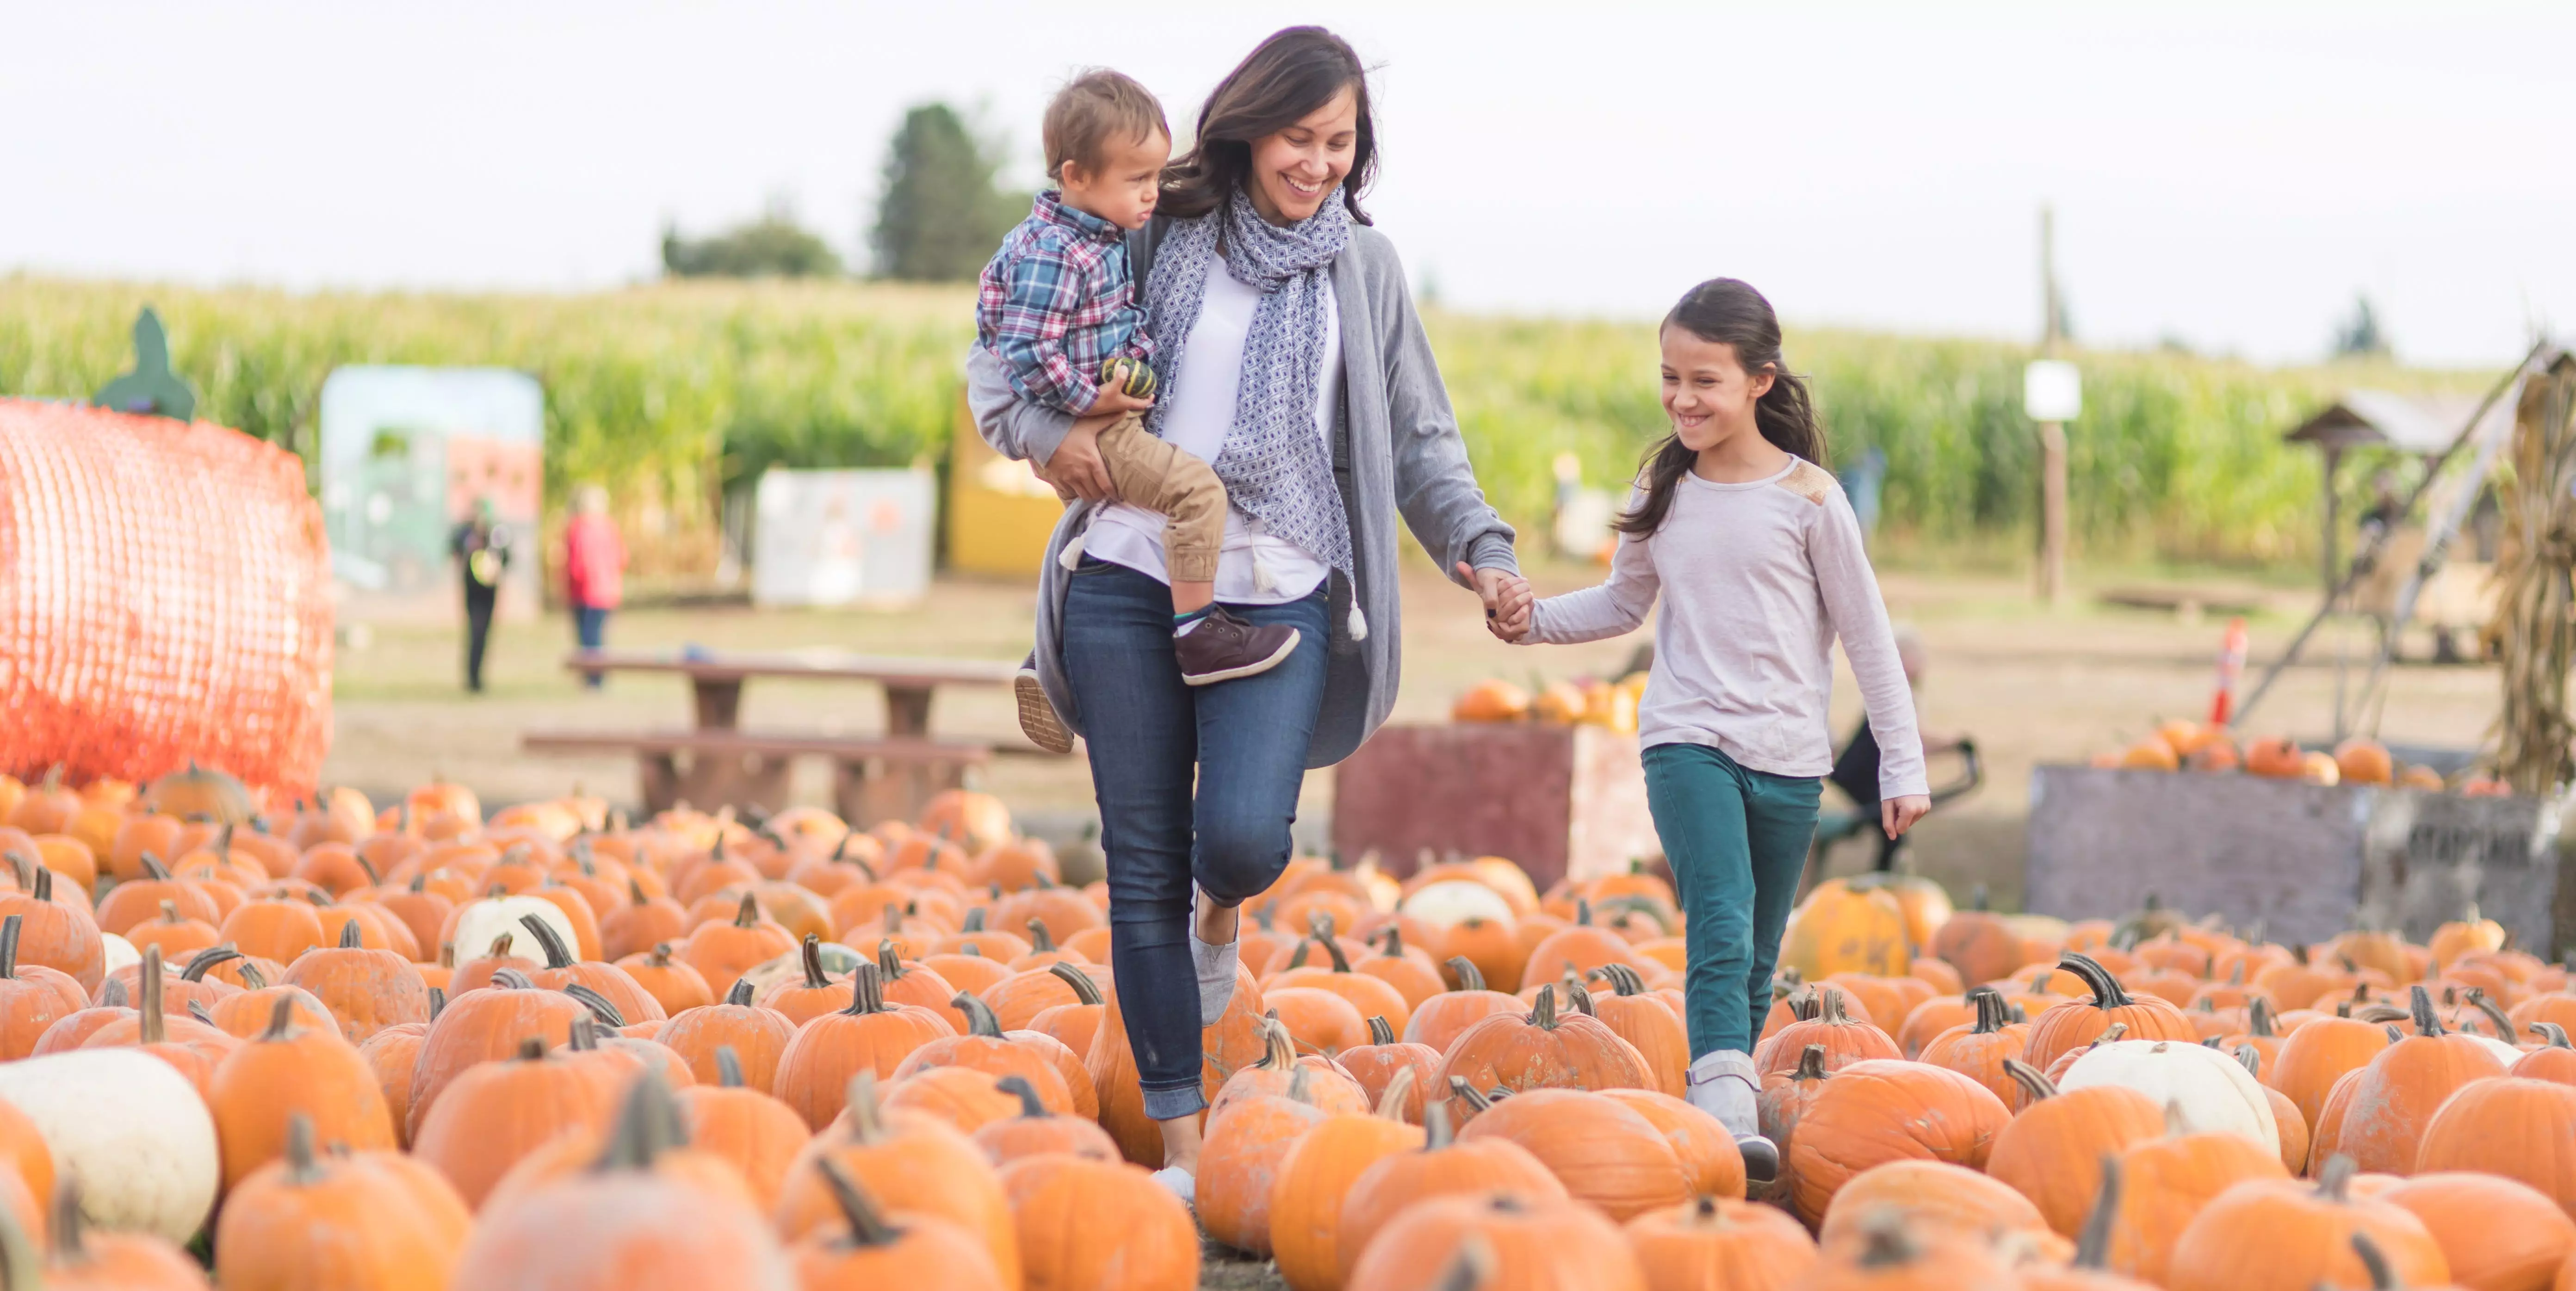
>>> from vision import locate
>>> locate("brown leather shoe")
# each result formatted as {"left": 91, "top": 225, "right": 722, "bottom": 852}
{"left": 1173, "top": 607, "right": 1300, "bottom": 687}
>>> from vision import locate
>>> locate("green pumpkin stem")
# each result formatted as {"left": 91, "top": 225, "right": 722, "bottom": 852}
{"left": 1445, "top": 957, "right": 1487, "bottom": 993}
{"left": 715, "top": 1045, "right": 744, "bottom": 1088}
{"left": 799, "top": 934, "right": 829, "bottom": 989}
{"left": 2072, "top": 1154, "right": 2120, "bottom": 1268}
{"left": 815, "top": 1155, "right": 905, "bottom": 1248}
{"left": 517, "top": 914, "right": 575, "bottom": 970}
{"left": 1046, "top": 962, "right": 1102, "bottom": 1006}
{"left": 2057, "top": 951, "right": 2135, "bottom": 1008}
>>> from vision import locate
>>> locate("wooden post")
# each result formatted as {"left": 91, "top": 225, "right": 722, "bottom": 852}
{"left": 2320, "top": 446, "right": 2342, "bottom": 601}
{"left": 2036, "top": 205, "right": 2068, "bottom": 605}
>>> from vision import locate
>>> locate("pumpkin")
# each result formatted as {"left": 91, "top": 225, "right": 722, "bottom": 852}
{"left": 757, "top": 938, "right": 854, "bottom": 1026}
{"left": 2023, "top": 951, "right": 2199, "bottom": 1072}
{"left": 1347, "top": 1190, "right": 1645, "bottom": 1291}
{"left": 892, "top": 991, "right": 1085, "bottom": 1118}
{"left": 1783, "top": 1058, "right": 2012, "bottom": 1225}
{"left": 359, "top": 1013, "right": 431, "bottom": 1149}
{"left": 1001, "top": 1154, "right": 1200, "bottom": 1290}
{"left": 1934, "top": 890, "right": 2034, "bottom": 988}
{"left": 2270, "top": 1010, "right": 2396, "bottom": 1133}
{"left": 210, "top": 994, "right": 398, "bottom": 1190}
{"left": 2313, "top": 986, "right": 2508, "bottom": 1175}
{"left": 2059, "top": 1037, "right": 2280, "bottom": 1153}
{"left": 1788, "top": 1210, "right": 2018, "bottom": 1290}
{"left": 1266, "top": 985, "right": 1373, "bottom": 1056}
{"left": 0, "top": 1099, "right": 51, "bottom": 1237}
{"left": 2099, "top": 1117, "right": 2291, "bottom": 1285}
{"left": 17, "top": 1177, "right": 206, "bottom": 1289}
{"left": 601, "top": 882, "right": 691, "bottom": 964}
{"left": 1986, "top": 1059, "right": 2165, "bottom": 1238}
{"left": 0, "top": 867, "right": 104, "bottom": 992}
{"left": 1405, "top": 957, "right": 1528, "bottom": 1053}
{"left": 772, "top": 1073, "right": 1020, "bottom": 1286}
{"left": 142, "top": 761, "right": 254, "bottom": 824}
{"left": 1756, "top": 1043, "right": 1836, "bottom": 1171}
{"left": 2427, "top": 908, "right": 2508, "bottom": 972}
{"left": 678, "top": 892, "right": 798, "bottom": 1000}
{"left": 1451, "top": 1085, "right": 1692, "bottom": 1221}
{"left": 1753, "top": 986, "right": 1900, "bottom": 1077}
{"left": 279, "top": 917, "right": 433, "bottom": 1043}
{"left": 1435, "top": 984, "right": 1655, "bottom": 1103}
{"left": 0, "top": 1048, "right": 220, "bottom": 1243}
{"left": 1336, "top": 1014, "right": 1442, "bottom": 1124}
{"left": 1208, "top": 1015, "right": 1371, "bottom": 1122}
{"left": 405, "top": 968, "right": 588, "bottom": 1137}
{"left": 2336, "top": 737, "right": 2396, "bottom": 786}
{"left": 971, "top": 1073, "right": 1120, "bottom": 1166}
{"left": 1453, "top": 679, "right": 1532, "bottom": 722}
{"left": 2244, "top": 736, "right": 2308, "bottom": 779}
{"left": 1597, "top": 1087, "right": 1746, "bottom": 1201}
{"left": 2379, "top": 1171, "right": 2576, "bottom": 1291}
{"left": 1195, "top": 1065, "right": 1331, "bottom": 1255}
{"left": 213, "top": 1113, "right": 472, "bottom": 1291}
{"left": 617, "top": 943, "right": 715, "bottom": 1018}
{"left": 770, "top": 962, "right": 955, "bottom": 1131}
{"left": 2416, "top": 1077, "right": 2576, "bottom": 1215}
{"left": 655, "top": 978, "right": 798, "bottom": 1090}
{"left": 1267, "top": 922, "right": 1418, "bottom": 1038}
{"left": 2514, "top": 1024, "right": 2576, "bottom": 1086}
{"left": 1333, "top": 1097, "right": 1568, "bottom": 1287}
{"left": 790, "top": 1156, "right": 1006, "bottom": 1291}
{"left": 2016, "top": 1155, "right": 2158, "bottom": 1291}
{"left": 1778, "top": 878, "right": 1910, "bottom": 980}
{"left": 1624, "top": 1194, "right": 1818, "bottom": 1291}
{"left": 511, "top": 913, "right": 663, "bottom": 1026}
{"left": 1088, "top": 959, "right": 1269, "bottom": 1166}
{"left": 446, "top": 1073, "right": 797, "bottom": 1291}
{"left": 1819, "top": 1157, "right": 2049, "bottom": 1248}
{"left": 1915, "top": 988, "right": 2031, "bottom": 1106}
{"left": 0, "top": 916, "right": 80, "bottom": 1059}
{"left": 2166, "top": 1156, "right": 2451, "bottom": 1291}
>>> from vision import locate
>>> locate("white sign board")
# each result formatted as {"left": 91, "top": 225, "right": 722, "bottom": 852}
{"left": 2025, "top": 359, "right": 2083, "bottom": 421}
{"left": 753, "top": 468, "right": 935, "bottom": 608}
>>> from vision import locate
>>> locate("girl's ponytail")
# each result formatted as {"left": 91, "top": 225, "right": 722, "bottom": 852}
{"left": 1615, "top": 278, "right": 1824, "bottom": 538}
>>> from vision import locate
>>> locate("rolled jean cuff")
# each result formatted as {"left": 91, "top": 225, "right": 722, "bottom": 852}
{"left": 1141, "top": 1080, "right": 1207, "bottom": 1122}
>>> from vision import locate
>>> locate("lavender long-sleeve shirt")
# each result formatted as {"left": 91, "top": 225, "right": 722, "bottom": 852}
{"left": 1523, "top": 457, "right": 1928, "bottom": 798}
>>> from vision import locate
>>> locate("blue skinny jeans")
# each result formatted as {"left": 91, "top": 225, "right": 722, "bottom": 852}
{"left": 1060, "top": 558, "right": 1329, "bottom": 1120}
{"left": 1643, "top": 741, "right": 1822, "bottom": 1058}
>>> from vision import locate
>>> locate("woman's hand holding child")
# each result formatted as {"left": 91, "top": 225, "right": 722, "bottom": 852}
{"left": 1458, "top": 562, "right": 1534, "bottom": 642}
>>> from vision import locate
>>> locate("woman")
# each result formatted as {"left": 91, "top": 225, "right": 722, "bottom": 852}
{"left": 968, "top": 27, "right": 1526, "bottom": 1195}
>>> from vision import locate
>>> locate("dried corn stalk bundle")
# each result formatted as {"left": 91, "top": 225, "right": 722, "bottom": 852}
{"left": 2489, "top": 351, "right": 2576, "bottom": 795}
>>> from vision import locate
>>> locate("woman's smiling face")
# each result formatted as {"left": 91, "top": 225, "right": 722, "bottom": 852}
{"left": 1244, "top": 86, "right": 1358, "bottom": 225}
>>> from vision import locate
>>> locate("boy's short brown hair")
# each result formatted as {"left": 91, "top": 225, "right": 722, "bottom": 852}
{"left": 1043, "top": 69, "right": 1169, "bottom": 183}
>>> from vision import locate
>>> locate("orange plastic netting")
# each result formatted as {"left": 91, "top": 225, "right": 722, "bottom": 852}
{"left": 0, "top": 398, "right": 332, "bottom": 795}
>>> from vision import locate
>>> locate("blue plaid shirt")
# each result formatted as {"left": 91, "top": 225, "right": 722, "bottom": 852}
{"left": 976, "top": 191, "right": 1154, "bottom": 415}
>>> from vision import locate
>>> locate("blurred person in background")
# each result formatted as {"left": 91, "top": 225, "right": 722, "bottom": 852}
{"left": 563, "top": 484, "right": 626, "bottom": 688}
{"left": 451, "top": 497, "right": 511, "bottom": 692}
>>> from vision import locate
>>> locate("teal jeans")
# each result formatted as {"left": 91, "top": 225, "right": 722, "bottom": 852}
{"left": 1643, "top": 742, "right": 1822, "bottom": 1058}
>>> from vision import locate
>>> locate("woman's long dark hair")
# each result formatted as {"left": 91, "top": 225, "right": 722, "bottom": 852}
{"left": 1160, "top": 27, "right": 1375, "bottom": 225}
{"left": 1614, "top": 278, "right": 1825, "bottom": 537}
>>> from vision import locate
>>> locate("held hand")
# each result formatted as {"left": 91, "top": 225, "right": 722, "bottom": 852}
{"left": 1045, "top": 414, "right": 1119, "bottom": 502}
{"left": 1460, "top": 562, "right": 1535, "bottom": 642}
{"left": 1882, "top": 794, "right": 1932, "bottom": 840}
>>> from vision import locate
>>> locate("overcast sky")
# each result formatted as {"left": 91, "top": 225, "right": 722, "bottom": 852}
{"left": 6, "top": 1, "right": 2569, "bottom": 365}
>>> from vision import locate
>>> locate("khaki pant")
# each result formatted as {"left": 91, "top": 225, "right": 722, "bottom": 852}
{"left": 1085, "top": 413, "right": 1226, "bottom": 584}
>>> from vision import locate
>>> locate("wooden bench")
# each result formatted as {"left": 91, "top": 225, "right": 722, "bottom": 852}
{"left": 522, "top": 729, "right": 1000, "bottom": 826}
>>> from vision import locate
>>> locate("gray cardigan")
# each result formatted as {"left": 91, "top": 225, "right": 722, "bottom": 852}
{"left": 966, "top": 220, "right": 1518, "bottom": 768}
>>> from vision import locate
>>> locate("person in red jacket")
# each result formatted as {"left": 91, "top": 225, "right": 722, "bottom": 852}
{"left": 562, "top": 485, "right": 626, "bottom": 688}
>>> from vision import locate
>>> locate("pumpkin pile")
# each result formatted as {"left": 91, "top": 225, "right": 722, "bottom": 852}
{"left": 2, "top": 764, "right": 2575, "bottom": 1289}
{"left": 2089, "top": 722, "right": 2512, "bottom": 795}
{"left": 1451, "top": 673, "right": 1647, "bottom": 733}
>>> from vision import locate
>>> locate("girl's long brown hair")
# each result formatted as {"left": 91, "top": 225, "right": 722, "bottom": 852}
{"left": 1159, "top": 27, "right": 1376, "bottom": 225}
{"left": 1614, "top": 278, "right": 1825, "bottom": 538}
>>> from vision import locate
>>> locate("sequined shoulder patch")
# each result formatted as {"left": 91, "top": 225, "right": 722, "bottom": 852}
{"left": 1772, "top": 460, "right": 1836, "bottom": 506}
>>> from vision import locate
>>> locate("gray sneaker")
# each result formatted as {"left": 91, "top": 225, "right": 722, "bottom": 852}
{"left": 1173, "top": 607, "right": 1299, "bottom": 687}
{"left": 1014, "top": 652, "right": 1075, "bottom": 754}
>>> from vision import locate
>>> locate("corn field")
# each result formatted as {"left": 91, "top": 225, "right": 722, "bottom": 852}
{"left": 0, "top": 274, "right": 2491, "bottom": 573}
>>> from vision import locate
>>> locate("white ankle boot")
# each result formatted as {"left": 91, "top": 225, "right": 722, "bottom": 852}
{"left": 1687, "top": 1050, "right": 1777, "bottom": 1182}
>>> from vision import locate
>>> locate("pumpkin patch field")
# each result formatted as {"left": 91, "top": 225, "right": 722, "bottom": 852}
{"left": 0, "top": 764, "right": 2573, "bottom": 1289}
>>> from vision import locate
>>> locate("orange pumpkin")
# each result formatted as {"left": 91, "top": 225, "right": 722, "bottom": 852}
{"left": 1450, "top": 1085, "right": 1692, "bottom": 1222}
{"left": 2164, "top": 1156, "right": 2449, "bottom": 1291}
{"left": 770, "top": 962, "right": 956, "bottom": 1131}
{"left": 789, "top": 1156, "right": 1006, "bottom": 1291}
{"left": 1986, "top": 1058, "right": 2165, "bottom": 1238}
{"left": 2023, "top": 952, "right": 2198, "bottom": 1072}
{"left": 1783, "top": 1058, "right": 2012, "bottom": 1225}
{"left": 2311, "top": 986, "right": 2508, "bottom": 1174}
{"left": 1332, "top": 1098, "right": 1568, "bottom": 1288}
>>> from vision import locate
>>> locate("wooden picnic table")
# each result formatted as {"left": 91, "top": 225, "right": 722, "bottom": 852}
{"left": 527, "top": 647, "right": 1047, "bottom": 823}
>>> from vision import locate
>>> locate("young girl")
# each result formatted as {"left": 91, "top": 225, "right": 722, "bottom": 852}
{"left": 1492, "top": 278, "right": 1929, "bottom": 1179}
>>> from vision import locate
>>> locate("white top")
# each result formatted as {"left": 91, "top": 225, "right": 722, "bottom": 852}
{"left": 1086, "top": 259, "right": 1340, "bottom": 602}
{"left": 1522, "top": 458, "right": 1929, "bottom": 797}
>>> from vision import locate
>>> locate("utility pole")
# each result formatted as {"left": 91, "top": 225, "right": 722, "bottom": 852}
{"left": 2034, "top": 204, "right": 2070, "bottom": 605}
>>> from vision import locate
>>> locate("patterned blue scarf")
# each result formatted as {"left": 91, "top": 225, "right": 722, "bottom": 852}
{"left": 1140, "top": 191, "right": 1353, "bottom": 578}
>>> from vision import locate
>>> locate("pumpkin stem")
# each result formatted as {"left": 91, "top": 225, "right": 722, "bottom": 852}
{"left": 1818, "top": 987, "right": 1852, "bottom": 1026}
{"left": 1046, "top": 962, "right": 1102, "bottom": 1007}
{"left": 591, "top": 1071, "right": 686, "bottom": 1172}
{"left": 1423, "top": 1097, "right": 1455, "bottom": 1149}
{"left": 1286, "top": 1065, "right": 1314, "bottom": 1106}
{"left": 2468, "top": 988, "right": 2514, "bottom": 1039}
{"left": 1025, "top": 920, "right": 1056, "bottom": 954}
{"left": 283, "top": 1112, "right": 323, "bottom": 1186}
{"left": 841, "top": 962, "right": 889, "bottom": 1016}
{"left": 563, "top": 983, "right": 626, "bottom": 1028}
{"left": 140, "top": 852, "right": 172, "bottom": 881}
{"left": 1381, "top": 926, "right": 1404, "bottom": 959}
{"left": 1258, "top": 1013, "right": 1297, "bottom": 1069}
{"left": 1374, "top": 1065, "right": 1417, "bottom": 1121}
{"left": 427, "top": 986, "right": 445, "bottom": 1020}
{"left": 30, "top": 868, "right": 50, "bottom": 904}
{"left": 995, "top": 1074, "right": 1046, "bottom": 1118}
{"left": 1575, "top": 896, "right": 1592, "bottom": 926}
{"left": 1432, "top": 1233, "right": 1497, "bottom": 1291}
{"left": 2072, "top": 1154, "right": 2120, "bottom": 1268}
{"left": 568, "top": 1016, "right": 599, "bottom": 1050}
{"left": 954, "top": 991, "right": 1004, "bottom": 1039}
{"left": 2248, "top": 997, "right": 2278, "bottom": 1038}
{"left": 2233, "top": 1044, "right": 2261, "bottom": 1079}
{"left": 846, "top": 1071, "right": 886, "bottom": 1143}
{"left": 482, "top": 932, "right": 517, "bottom": 962}
{"left": 136, "top": 945, "right": 169, "bottom": 1043}
{"left": 1311, "top": 920, "right": 1353, "bottom": 974}
{"left": 2349, "top": 1231, "right": 2401, "bottom": 1291}
{"left": 0, "top": 915, "right": 16, "bottom": 981}
{"left": 516, "top": 914, "right": 575, "bottom": 969}
{"left": 517, "top": 1037, "right": 548, "bottom": 1060}
{"left": 334, "top": 918, "right": 363, "bottom": 951}
{"left": 2316, "top": 1153, "right": 2357, "bottom": 1203}
{"left": 726, "top": 977, "right": 757, "bottom": 1007}
{"left": 715, "top": 1045, "right": 744, "bottom": 1088}
{"left": 816, "top": 1155, "right": 906, "bottom": 1249}
{"left": 2057, "top": 951, "right": 2135, "bottom": 1009}
{"left": 1366, "top": 1015, "right": 1396, "bottom": 1046}
{"left": 732, "top": 892, "right": 760, "bottom": 928}
{"left": 2408, "top": 984, "right": 2443, "bottom": 1037}
{"left": 2001, "top": 1057, "right": 2054, "bottom": 1101}
{"left": 1968, "top": 988, "right": 2008, "bottom": 1035}
{"left": 186, "top": 999, "right": 215, "bottom": 1026}
{"left": 1795, "top": 1043, "right": 1830, "bottom": 1081}
{"left": 2384, "top": 1024, "right": 2405, "bottom": 1044}
{"left": 1445, "top": 1076, "right": 1492, "bottom": 1114}
{"left": 2533, "top": 1023, "right": 2572, "bottom": 1049}
{"left": 876, "top": 939, "right": 911, "bottom": 983}
{"left": 1445, "top": 957, "right": 1487, "bottom": 993}
{"left": 1854, "top": 1210, "right": 1919, "bottom": 1267}
{"left": 259, "top": 991, "right": 300, "bottom": 1041}
{"left": 98, "top": 977, "right": 128, "bottom": 1008}
{"left": 1530, "top": 984, "right": 1559, "bottom": 1031}
{"left": 490, "top": 968, "right": 536, "bottom": 991}
{"left": 48, "top": 1177, "right": 86, "bottom": 1264}
{"left": 1563, "top": 980, "right": 1597, "bottom": 1018}
{"left": 798, "top": 934, "right": 829, "bottom": 989}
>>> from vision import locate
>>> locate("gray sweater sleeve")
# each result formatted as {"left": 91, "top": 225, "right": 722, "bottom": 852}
{"left": 1372, "top": 247, "right": 1518, "bottom": 582}
{"left": 1811, "top": 491, "right": 1930, "bottom": 798}
{"left": 964, "top": 345, "right": 1076, "bottom": 467}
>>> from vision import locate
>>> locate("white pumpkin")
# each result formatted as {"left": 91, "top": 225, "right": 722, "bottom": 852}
{"left": 2060, "top": 1038, "right": 2280, "bottom": 1154}
{"left": 1399, "top": 879, "right": 1514, "bottom": 929}
{"left": 2459, "top": 1033, "right": 2525, "bottom": 1067}
{"left": 99, "top": 932, "right": 139, "bottom": 979}
{"left": 0, "top": 1050, "right": 218, "bottom": 1242}
{"left": 446, "top": 895, "right": 578, "bottom": 966}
